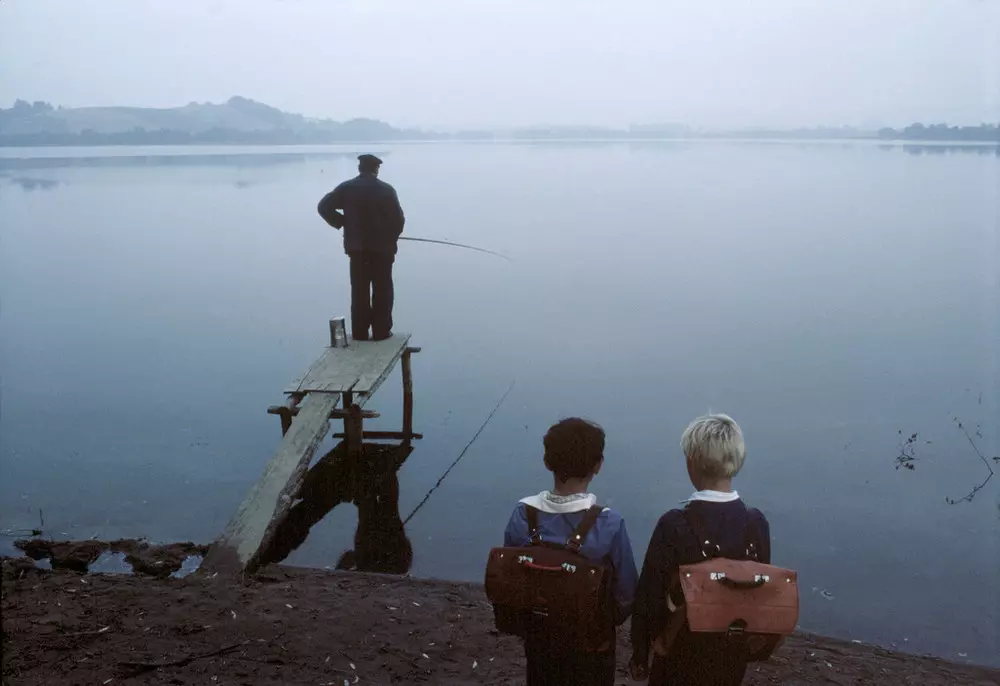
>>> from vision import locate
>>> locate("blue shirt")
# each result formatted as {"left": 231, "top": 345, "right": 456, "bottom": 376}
{"left": 503, "top": 491, "right": 639, "bottom": 624}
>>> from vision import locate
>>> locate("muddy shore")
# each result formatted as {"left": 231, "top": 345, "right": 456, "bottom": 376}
{"left": 3, "top": 556, "right": 998, "bottom": 685}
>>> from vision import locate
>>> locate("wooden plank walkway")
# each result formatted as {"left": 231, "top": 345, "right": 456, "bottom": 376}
{"left": 286, "top": 334, "right": 411, "bottom": 397}
{"left": 202, "top": 327, "right": 419, "bottom": 577}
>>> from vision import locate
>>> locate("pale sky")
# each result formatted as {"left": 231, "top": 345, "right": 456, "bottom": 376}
{"left": 1, "top": 0, "right": 998, "bottom": 129}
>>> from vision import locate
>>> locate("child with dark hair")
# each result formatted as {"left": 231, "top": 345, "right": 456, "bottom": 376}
{"left": 503, "top": 418, "right": 639, "bottom": 686}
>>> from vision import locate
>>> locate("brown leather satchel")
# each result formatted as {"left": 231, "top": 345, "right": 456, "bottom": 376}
{"left": 484, "top": 505, "right": 614, "bottom": 650}
{"left": 654, "top": 509, "right": 799, "bottom": 662}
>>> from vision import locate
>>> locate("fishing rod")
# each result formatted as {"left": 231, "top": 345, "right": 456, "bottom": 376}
{"left": 321, "top": 208, "right": 511, "bottom": 262}
{"left": 399, "top": 236, "right": 512, "bottom": 262}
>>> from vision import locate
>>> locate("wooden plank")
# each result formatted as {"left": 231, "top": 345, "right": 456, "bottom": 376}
{"left": 351, "top": 334, "right": 411, "bottom": 398}
{"left": 285, "top": 333, "right": 411, "bottom": 395}
{"left": 267, "top": 405, "right": 380, "bottom": 420}
{"left": 332, "top": 430, "right": 424, "bottom": 440}
{"left": 202, "top": 391, "right": 341, "bottom": 575}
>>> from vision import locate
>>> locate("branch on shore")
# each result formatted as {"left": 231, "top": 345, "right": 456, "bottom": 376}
{"left": 117, "top": 642, "right": 242, "bottom": 675}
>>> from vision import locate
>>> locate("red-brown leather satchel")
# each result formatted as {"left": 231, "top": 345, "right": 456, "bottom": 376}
{"left": 485, "top": 505, "right": 614, "bottom": 650}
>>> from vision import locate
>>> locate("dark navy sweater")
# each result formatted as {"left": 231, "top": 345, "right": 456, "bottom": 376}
{"left": 631, "top": 498, "right": 771, "bottom": 681}
{"left": 317, "top": 174, "right": 405, "bottom": 255}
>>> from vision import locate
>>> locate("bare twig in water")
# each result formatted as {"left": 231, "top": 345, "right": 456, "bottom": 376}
{"left": 0, "top": 528, "right": 43, "bottom": 538}
{"left": 946, "top": 417, "right": 997, "bottom": 504}
{"left": 118, "top": 642, "right": 242, "bottom": 674}
{"left": 894, "top": 431, "right": 919, "bottom": 471}
{"left": 403, "top": 381, "right": 515, "bottom": 525}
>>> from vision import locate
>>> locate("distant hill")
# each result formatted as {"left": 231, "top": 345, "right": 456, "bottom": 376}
{"left": 0, "top": 97, "right": 434, "bottom": 145}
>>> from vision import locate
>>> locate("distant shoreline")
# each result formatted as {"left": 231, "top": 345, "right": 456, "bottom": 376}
{"left": 1, "top": 136, "right": 998, "bottom": 149}
{"left": 4, "top": 98, "right": 997, "bottom": 147}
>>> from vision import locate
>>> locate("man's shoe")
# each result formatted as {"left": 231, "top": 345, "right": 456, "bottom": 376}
{"left": 372, "top": 330, "right": 392, "bottom": 342}
{"left": 352, "top": 331, "right": 370, "bottom": 341}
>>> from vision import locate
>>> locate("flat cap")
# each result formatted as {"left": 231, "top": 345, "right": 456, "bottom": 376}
{"left": 358, "top": 153, "right": 383, "bottom": 166}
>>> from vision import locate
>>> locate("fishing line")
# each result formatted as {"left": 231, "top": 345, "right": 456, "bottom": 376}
{"left": 402, "top": 380, "right": 516, "bottom": 525}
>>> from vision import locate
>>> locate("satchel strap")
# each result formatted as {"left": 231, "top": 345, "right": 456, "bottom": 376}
{"left": 566, "top": 505, "right": 604, "bottom": 553}
{"left": 525, "top": 505, "right": 543, "bottom": 545}
{"left": 524, "top": 504, "right": 604, "bottom": 552}
{"left": 683, "top": 502, "right": 759, "bottom": 561}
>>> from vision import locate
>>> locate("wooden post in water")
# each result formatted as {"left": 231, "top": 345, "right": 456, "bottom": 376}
{"left": 402, "top": 348, "right": 415, "bottom": 446}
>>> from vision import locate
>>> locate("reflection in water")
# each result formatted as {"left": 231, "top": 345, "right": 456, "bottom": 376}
{"left": 895, "top": 143, "right": 1000, "bottom": 157}
{"left": 261, "top": 441, "right": 414, "bottom": 574}
{"left": 0, "top": 150, "right": 369, "bottom": 172}
{"left": 7, "top": 176, "right": 62, "bottom": 191}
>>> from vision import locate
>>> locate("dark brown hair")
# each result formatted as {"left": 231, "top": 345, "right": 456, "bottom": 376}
{"left": 543, "top": 418, "right": 606, "bottom": 482}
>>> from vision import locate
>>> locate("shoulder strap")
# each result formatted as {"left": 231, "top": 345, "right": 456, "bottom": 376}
{"left": 565, "top": 505, "right": 604, "bottom": 553}
{"left": 683, "top": 505, "right": 719, "bottom": 559}
{"left": 684, "top": 501, "right": 760, "bottom": 561}
{"left": 525, "top": 505, "right": 542, "bottom": 545}
{"left": 743, "top": 506, "right": 761, "bottom": 562}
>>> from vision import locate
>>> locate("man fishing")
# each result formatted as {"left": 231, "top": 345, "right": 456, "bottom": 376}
{"left": 317, "top": 154, "right": 405, "bottom": 341}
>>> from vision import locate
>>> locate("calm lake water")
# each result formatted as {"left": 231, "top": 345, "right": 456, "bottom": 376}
{"left": 1, "top": 142, "right": 997, "bottom": 665}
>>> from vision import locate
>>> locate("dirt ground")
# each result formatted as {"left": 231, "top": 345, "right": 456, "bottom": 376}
{"left": 2, "top": 558, "right": 998, "bottom": 686}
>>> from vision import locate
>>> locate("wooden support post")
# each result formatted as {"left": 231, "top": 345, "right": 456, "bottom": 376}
{"left": 345, "top": 401, "right": 364, "bottom": 494}
{"left": 401, "top": 349, "right": 414, "bottom": 445}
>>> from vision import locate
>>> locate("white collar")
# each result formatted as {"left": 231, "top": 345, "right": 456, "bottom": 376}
{"left": 520, "top": 490, "right": 598, "bottom": 514}
{"left": 681, "top": 489, "right": 740, "bottom": 504}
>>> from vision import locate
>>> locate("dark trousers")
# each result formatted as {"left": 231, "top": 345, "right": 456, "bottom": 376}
{"left": 524, "top": 640, "right": 615, "bottom": 686}
{"left": 348, "top": 252, "right": 394, "bottom": 338}
{"left": 649, "top": 651, "right": 747, "bottom": 686}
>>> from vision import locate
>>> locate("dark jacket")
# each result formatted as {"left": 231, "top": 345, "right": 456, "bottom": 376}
{"left": 631, "top": 499, "right": 771, "bottom": 685}
{"left": 317, "top": 174, "right": 405, "bottom": 255}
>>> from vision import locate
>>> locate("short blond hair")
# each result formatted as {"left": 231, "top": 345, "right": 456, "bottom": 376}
{"left": 681, "top": 413, "right": 746, "bottom": 479}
